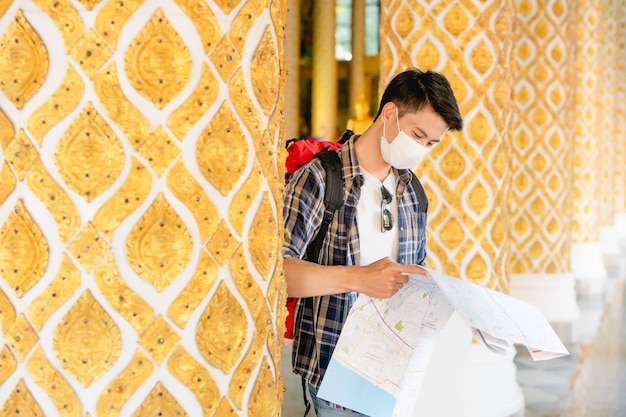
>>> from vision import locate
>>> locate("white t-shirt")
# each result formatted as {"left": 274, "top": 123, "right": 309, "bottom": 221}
{"left": 357, "top": 169, "right": 399, "bottom": 266}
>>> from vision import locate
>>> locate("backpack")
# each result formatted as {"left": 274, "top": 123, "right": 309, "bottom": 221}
{"left": 283, "top": 130, "right": 429, "bottom": 341}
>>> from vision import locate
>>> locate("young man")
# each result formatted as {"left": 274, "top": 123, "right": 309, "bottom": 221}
{"left": 283, "top": 68, "right": 463, "bottom": 416}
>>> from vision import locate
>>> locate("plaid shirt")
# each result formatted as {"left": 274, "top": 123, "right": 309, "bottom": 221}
{"left": 282, "top": 135, "right": 428, "bottom": 393}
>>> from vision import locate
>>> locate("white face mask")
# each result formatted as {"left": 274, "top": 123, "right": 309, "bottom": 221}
{"left": 380, "top": 108, "right": 432, "bottom": 169}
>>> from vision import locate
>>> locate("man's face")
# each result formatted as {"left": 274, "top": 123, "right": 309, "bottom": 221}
{"left": 392, "top": 106, "right": 449, "bottom": 148}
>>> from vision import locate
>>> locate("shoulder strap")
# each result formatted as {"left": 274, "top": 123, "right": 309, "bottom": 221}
{"left": 304, "top": 150, "right": 342, "bottom": 262}
{"left": 410, "top": 174, "right": 428, "bottom": 213}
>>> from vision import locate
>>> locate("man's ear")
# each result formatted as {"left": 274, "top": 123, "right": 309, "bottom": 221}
{"left": 380, "top": 102, "right": 397, "bottom": 124}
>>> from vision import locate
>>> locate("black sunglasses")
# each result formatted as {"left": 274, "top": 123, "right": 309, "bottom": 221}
{"left": 381, "top": 185, "right": 393, "bottom": 232}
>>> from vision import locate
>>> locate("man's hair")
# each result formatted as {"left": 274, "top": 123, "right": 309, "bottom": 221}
{"left": 374, "top": 68, "right": 463, "bottom": 131}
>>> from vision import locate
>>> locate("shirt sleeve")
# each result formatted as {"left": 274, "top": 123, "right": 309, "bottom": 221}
{"left": 282, "top": 160, "right": 326, "bottom": 260}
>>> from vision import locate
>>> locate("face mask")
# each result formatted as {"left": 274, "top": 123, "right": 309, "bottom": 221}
{"left": 380, "top": 108, "right": 432, "bottom": 169}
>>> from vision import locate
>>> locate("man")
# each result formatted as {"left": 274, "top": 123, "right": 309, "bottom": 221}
{"left": 283, "top": 68, "right": 463, "bottom": 416}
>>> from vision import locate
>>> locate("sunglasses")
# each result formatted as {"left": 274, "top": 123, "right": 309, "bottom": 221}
{"left": 381, "top": 185, "right": 393, "bottom": 232}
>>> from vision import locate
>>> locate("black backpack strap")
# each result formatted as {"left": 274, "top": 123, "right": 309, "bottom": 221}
{"left": 410, "top": 174, "right": 428, "bottom": 213}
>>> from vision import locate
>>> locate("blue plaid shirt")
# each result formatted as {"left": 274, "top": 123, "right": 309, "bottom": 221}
{"left": 282, "top": 135, "right": 428, "bottom": 391}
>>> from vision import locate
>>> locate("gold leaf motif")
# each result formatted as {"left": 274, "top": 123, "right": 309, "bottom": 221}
{"left": 443, "top": 3, "right": 470, "bottom": 37}
{"left": 67, "top": 222, "right": 111, "bottom": 272}
{"left": 94, "top": 254, "right": 155, "bottom": 334}
{"left": 94, "top": 63, "right": 151, "bottom": 146}
{"left": 230, "top": 245, "right": 269, "bottom": 329}
{"left": 27, "top": 64, "right": 84, "bottom": 146}
{"left": 0, "top": 287, "right": 16, "bottom": 329}
{"left": 439, "top": 147, "right": 466, "bottom": 181}
{"left": 250, "top": 27, "right": 280, "bottom": 116}
{"left": 26, "top": 346, "right": 82, "bottom": 417}
{"left": 96, "top": 350, "right": 154, "bottom": 417}
{"left": 415, "top": 39, "right": 442, "bottom": 71}
{"left": 206, "top": 220, "right": 240, "bottom": 266}
{"left": 229, "top": 67, "right": 263, "bottom": 140}
{"left": 75, "top": 0, "right": 103, "bottom": 11}
{"left": 197, "top": 103, "right": 249, "bottom": 195}
{"left": 0, "top": 1, "right": 11, "bottom": 19}
{"left": 167, "top": 63, "right": 219, "bottom": 141}
{"left": 138, "top": 316, "right": 180, "bottom": 365}
{"left": 166, "top": 159, "right": 219, "bottom": 243}
{"left": 28, "top": 254, "right": 81, "bottom": 331}
{"left": 1, "top": 379, "right": 44, "bottom": 416}
{"left": 132, "top": 382, "right": 188, "bottom": 417}
{"left": 248, "top": 192, "right": 278, "bottom": 281}
{"left": 0, "top": 344, "right": 17, "bottom": 385}
{"left": 26, "top": 160, "right": 81, "bottom": 243}
{"left": 5, "top": 314, "right": 38, "bottom": 361}
{"left": 466, "top": 254, "right": 488, "bottom": 285}
{"left": 69, "top": 29, "right": 113, "bottom": 79}
{"left": 124, "top": 9, "right": 192, "bottom": 109}
{"left": 94, "top": 0, "right": 144, "bottom": 49}
{"left": 5, "top": 129, "right": 39, "bottom": 181}
{"left": 172, "top": 0, "right": 221, "bottom": 55}
{"left": 466, "top": 181, "right": 490, "bottom": 216}
{"left": 229, "top": 332, "right": 264, "bottom": 410}
{"left": 229, "top": 159, "right": 263, "bottom": 236}
{"left": 126, "top": 193, "right": 193, "bottom": 292}
{"left": 31, "top": 0, "right": 84, "bottom": 51}
{"left": 213, "top": 0, "right": 243, "bottom": 15}
{"left": 214, "top": 400, "right": 236, "bottom": 416}
{"left": 209, "top": 34, "right": 241, "bottom": 82}
{"left": 468, "top": 37, "right": 495, "bottom": 75}
{"left": 230, "top": 0, "right": 265, "bottom": 53}
{"left": 0, "top": 199, "right": 49, "bottom": 297}
{"left": 168, "top": 345, "right": 221, "bottom": 414}
{"left": 196, "top": 281, "right": 247, "bottom": 373}
{"left": 93, "top": 157, "right": 152, "bottom": 240}
{"left": 247, "top": 357, "right": 280, "bottom": 416}
{"left": 168, "top": 250, "right": 218, "bottom": 329}
{"left": 440, "top": 217, "right": 465, "bottom": 251}
{"left": 0, "top": 10, "right": 48, "bottom": 109}
{"left": 53, "top": 290, "right": 121, "bottom": 387}
{"left": 394, "top": 4, "right": 415, "bottom": 39}
{"left": 0, "top": 161, "right": 17, "bottom": 205}
{"left": 136, "top": 126, "right": 180, "bottom": 176}
{"left": 0, "top": 106, "right": 14, "bottom": 148}
{"left": 56, "top": 102, "right": 125, "bottom": 202}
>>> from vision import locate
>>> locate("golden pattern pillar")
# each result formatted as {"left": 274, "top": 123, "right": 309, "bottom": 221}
{"left": 349, "top": 0, "right": 366, "bottom": 117}
{"left": 311, "top": 0, "right": 338, "bottom": 141}
{"left": 0, "top": 1, "right": 286, "bottom": 416}
{"left": 571, "top": 0, "right": 607, "bottom": 294}
{"left": 379, "top": 1, "right": 522, "bottom": 416}
{"left": 285, "top": 0, "right": 301, "bottom": 139}
{"left": 508, "top": 1, "right": 580, "bottom": 344}
{"left": 616, "top": 0, "right": 626, "bottom": 245}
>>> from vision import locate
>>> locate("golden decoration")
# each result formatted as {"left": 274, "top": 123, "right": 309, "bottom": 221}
{"left": 167, "top": 63, "right": 219, "bottom": 141}
{"left": 136, "top": 126, "right": 180, "bottom": 176}
{"left": 53, "top": 290, "right": 121, "bottom": 387}
{"left": 229, "top": 67, "right": 263, "bottom": 141}
{"left": 443, "top": 3, "right": 470, "bottom": 37}
{"left": 206, "top": 220, "right": 240, "bottom": 267}
{"left": 26, "top": 346, "right": 82, "bottom": 417}
{"left": 196, "top": 281, "right": 247, "bottom": 374}
{"left": 466, "top": 182, "right": 490, "bottom": 216}
{"left": 138, "top": 315, "right": 180, "bottom": 365}
{"left": 5, "top": 314, "right": 38, "bottom": 361}
{"left": 96, "top": 349, "right": 154, "bottom": 417}
{"left": 167, "top": 250, "right": 218, "bottom": 329}
{"left": 55, "top": 102, "right": 125, "bottom": 202}
{"left": 172, "top": 0, "right": 221, "bottom": 54}
{"left": 26, "top": 159, "right": 81, "bottom": 243}
{"left": 94, "top": 0, "right": 143, "bottom": 49}
{"left": 132, "top": 382, "right": 187, "bottom": 417}
{"left": 28, "top": 254, "right": 81, "bottom": 331}
{"left": 393, "top": 3, "right": 415, "bottom": 39}
{"left": 197, "top": 102, "right": 249, "bottom": 196}
{"left": 214, "top": 400, "right": 237, "bottom": 416}
{"left": 247, "top": 357, "right": 280, "bottom": 417}
{"left": 209, "top": 34, "right": 241, "bottom": 82}
{"left": 126, "top": 193, "right": 193, "bottom": 292}
{"left": 166, "top": 159, "right": 219, "bottom": 243}
{"left": 248, "top": 192, "right": 278, "bottom": 281}
{"left": 230, "top": 246, "right": 270, "bottom": 329}
{"left": 1, "top": 379, "right": 44, "bottom": 416}
{"left": 93, "top": 157, "right": 152, "bottom": 240}
{"left": 229, "top": 331, "right": 264, "bottom": 410}
{"left": 230, "top": 0, "right": 265, "bottom": 54}
{"left": 75, "top": 0, "right": 102, "bottom": 11}
{"left": 229, "top": 159, "right": 263, "bottom": 236}
{"left": 415, "top": 39, "right": 442, "bottom": 72}
{"left": 93, "top": 254, "right": 155, "bottom": 334}
{"left": 0, "top": 161, "right": 17, "bottom": 205}
{"left": 26, "top": 64, "right": 84, "bottom": 146}
{"left": 0, "top": 10, "right": 48, "bottom": 109}
{"left": 5, "top": 129, "right": 39, "bottom": 181}
{"left": 213, "top": 0, "right": 243, "bottom": 15}
{"left": 167, "top": 345, "right": 221, "bottom": 414}
{"left": 0, "top": 106, "right": 15, "bottom": 147}
{"left": 94, "top": 63, "right": 151, "bottom": 146}
{"left": 250, "top": 27, "right": 280, "bottom": 117}
{"left": 31, "top": 0, "right": 84, "bottom": 51}
{"left": 69, "top": 29, "right": 113, "bottom": 79}
{"left": 124, "top": 8, "right": 192, "bottom": 109}
{"left": 0, "top": 1, "right": 11, "bottom": 19}
{"left": 0, "top": 287, "right": 16, "bottom": 328}
{"left": 67, "top": 222, "right": 111, "bottom": 272}
{"left": 0, "top": 199, "right": 49, "bottom": 297}
{"left": 0, "top": 344, "right": 17, "bottom": 385}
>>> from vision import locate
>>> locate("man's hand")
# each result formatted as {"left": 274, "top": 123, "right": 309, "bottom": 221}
{"left": 355, "top": 257, "right": 428, "bottom": 299}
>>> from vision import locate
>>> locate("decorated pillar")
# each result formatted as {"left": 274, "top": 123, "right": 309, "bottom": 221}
{"left": 0, "top": 1, "right": 286, "bottom": 415}
{"left": 285, "top": 0, "right": 301, "bottom": 139}
{"left": 349, "top": 0, "right": 366, "bottom": 117}
{"left": 508, "top": 0, "right": 580, "bottom": 344}
{"left": 311, "top": 0, "right": 338, "bottom": 141}
{"left": 380, "top": 1, "right": 522, "bottom": 416}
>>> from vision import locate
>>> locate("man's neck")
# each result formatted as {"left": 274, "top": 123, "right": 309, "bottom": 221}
{"left": 355, "top": 124, "right": 392, "bottom": 182}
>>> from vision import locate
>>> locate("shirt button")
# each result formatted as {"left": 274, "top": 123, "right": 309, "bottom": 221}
{"left": 400, "top": 227, "right": 404, "bottom": 231}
